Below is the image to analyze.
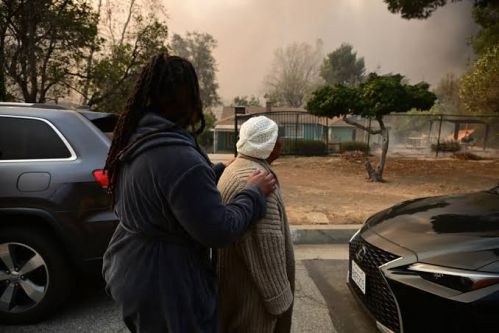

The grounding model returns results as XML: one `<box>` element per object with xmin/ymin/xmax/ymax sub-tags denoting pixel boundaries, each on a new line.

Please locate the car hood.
<box><xmin>366</xmin><ymin>190</ymin><xmax>499</xmax><ymax>270</ymax></box>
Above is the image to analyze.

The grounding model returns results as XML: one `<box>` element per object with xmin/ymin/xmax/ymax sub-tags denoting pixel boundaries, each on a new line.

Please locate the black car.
<box><xmin>0</xmin><ymin>103</ymin><xmax>118</xmax><ymax>324</ymax></box>
<box><xmin>348</xmin><ymin>187</ymin><xmax>499</xmax><ymax>333</ymax></box>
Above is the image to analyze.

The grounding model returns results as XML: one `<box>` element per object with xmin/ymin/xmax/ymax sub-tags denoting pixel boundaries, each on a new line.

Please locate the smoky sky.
<box><xmin>167</xmin><ymin>0</ymin><xmax>477</xmax><ymax>104</ymax></box>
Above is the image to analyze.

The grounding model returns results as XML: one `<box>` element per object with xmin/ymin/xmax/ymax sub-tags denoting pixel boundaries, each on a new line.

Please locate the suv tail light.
<box><xmin>92</xmin><ymin>169</ymin><xmax>109</xmax><ymax>189</ymax></box>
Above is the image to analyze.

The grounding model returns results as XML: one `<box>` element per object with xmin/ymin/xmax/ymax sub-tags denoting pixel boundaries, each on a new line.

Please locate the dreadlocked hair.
<box><xmin>104</xmin><ymin>53</ymin><xmax>205</xmax><ymax>196</ymax></box>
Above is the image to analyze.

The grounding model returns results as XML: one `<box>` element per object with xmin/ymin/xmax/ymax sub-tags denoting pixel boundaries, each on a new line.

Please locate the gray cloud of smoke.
<box><xmin>167</xmin><ymin>0</ymin><xmax>476</xmax><ymax>104</ymax></box>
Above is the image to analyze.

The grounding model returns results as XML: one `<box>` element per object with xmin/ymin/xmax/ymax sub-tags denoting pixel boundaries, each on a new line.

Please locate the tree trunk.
<box><xmin>27</xmin><ymin>2</ymin><xmax>38</xmax><ymax>102</ymax></box>
<box><xmin>81</xmin><ymin>0</ymin><xmax>102</xmax><ymax>105</ymax></box>
<box><xmin>341</xmin><ymin>115</ymin><xmax>389</xmax><ymax>182</ymax></box>
<box><xmin>365</xmin><ymin>118</ymin><xmax>389</xmax><ymax>182</ymax></box>
<box><xmin>0</xmin><ymin>35</ymin><xmax>6</xmax><ymax>101</ymax></box>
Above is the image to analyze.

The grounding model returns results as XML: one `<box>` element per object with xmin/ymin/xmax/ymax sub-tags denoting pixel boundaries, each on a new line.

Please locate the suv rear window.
<box><xmin>0</xmin><ymin>117</ymin><xmax>72</xmax><ymax>160</ymax></box>
<box><xmin>77</xmin><ymin>111</ymin><xmax>117</xmax><ymax>139</ymax></box>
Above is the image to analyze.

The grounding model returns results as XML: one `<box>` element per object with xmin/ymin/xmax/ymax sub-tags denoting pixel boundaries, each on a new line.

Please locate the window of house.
<box><xmin>0</xmin><ymin>116</ymin><xmax>72</xmax><ymax>160</ymax></box>
<box><xmin>279</xmin><ymin>124</ymin><xmax>304</xmax><ymax>138</ymax></box>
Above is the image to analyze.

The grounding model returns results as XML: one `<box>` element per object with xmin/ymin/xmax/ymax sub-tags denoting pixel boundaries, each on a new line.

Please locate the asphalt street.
<box><xmin>0</xmin><ymin>245</ymin><xmax>377</xmax><ymax>333</ymax></box>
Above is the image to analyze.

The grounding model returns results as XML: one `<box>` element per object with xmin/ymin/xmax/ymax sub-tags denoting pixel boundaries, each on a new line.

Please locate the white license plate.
<box><xmin>351</xmin><ymin>260</ymin><xmax>366</xmax><ymax>294</ymax></box>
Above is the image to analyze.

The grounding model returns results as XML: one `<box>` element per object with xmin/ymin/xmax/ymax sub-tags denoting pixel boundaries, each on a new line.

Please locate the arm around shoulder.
<box><xmin>168</xmin><ymin>163</ymin><xmax>267</xmax><ymax>248</ymax></box>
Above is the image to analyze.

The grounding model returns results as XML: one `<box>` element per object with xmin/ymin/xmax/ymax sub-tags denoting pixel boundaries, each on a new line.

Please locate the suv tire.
<box><xmin>0</xmin><ymin>226</ymin><xmax>71</xmax><ymax>324</ymax></box>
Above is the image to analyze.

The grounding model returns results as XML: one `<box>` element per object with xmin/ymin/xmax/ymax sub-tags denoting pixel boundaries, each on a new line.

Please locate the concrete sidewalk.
<box><xmin>291</xmin><ymin>224</ymin><xmax>361</xmax><ymax>245</ymax></box>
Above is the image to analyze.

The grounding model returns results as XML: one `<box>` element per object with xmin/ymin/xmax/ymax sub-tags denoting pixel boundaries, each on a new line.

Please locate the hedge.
<box><xmin>339</xmin><ymin>141</ymin><xmax>370</xmax><ymax>153</ymax></box>
<box><xmin>280</xmin><ymin>138</ymin><xmax>327</xmax><ymax>156</ymax></box>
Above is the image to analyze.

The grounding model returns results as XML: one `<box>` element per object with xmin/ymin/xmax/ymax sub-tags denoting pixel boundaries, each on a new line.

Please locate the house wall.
<box><xmin>329</xmin><ymin>127</ymin><xmax>355</xmax><ymax>142</ymax></box>
<box><xmin>215</xmin><ymin>131</ymin><xmax>236</xmax><ymax>152</ymax></box>
<box><xmin>304</xmin><ymin>124</ymin><xmax>326</xmax><ymax>140</ymax></box>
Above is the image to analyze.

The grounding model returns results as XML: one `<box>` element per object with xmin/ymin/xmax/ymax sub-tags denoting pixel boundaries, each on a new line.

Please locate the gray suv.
<box><xmin>0</xmin><ymin>103</ymin><xmax>118</xmax><ymax>324</ymax></box>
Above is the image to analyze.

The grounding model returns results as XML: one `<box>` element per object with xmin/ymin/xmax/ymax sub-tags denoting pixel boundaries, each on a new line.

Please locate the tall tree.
<box><xmin>170</xmin><ymin>32</ymin><xmax>221</xmax><ymax>109</ymax></box>
<box><xmin>232</xmin><ymin>95</ymin><xmax>262</xmax><ymax>107</ymax></box>
<box><xmin>383</xmin><ymin>0</ymin><xmax>491</xmax><ymax>19</ymax></box>
<box><xmin>264</xmin><ymin>40</ymin><xmax>323</xmax><ymax>107</ymax></box>
<box><xmin>0</xmin><ymin>1</ymin><xmax>15</xmax><ymax>101</ymax></box>
<box><xmin>471</xmin><ymin>2</ymin><xmax>499</xmax><ymax>55</ymax></box>
<box><xmin>432</xmin><ymin>73</ymin><xmax>464</xmax><ymax>114</ymax></box>
<box><xmin>460</xmin><ymin>43</ymin><xmax>499</xmax><ymax>114</ymax></box>
<box><xmin>307</xmin><ymin>73</ymin><xmax>436</xmax><ymax>181</ymax></box>
<box><xmin>320</xmin><ymin>43</ymin><xmax>365</xmax><ymax>86</ymax></box>
<box><xmin>1</xmin><ymin>0</ymin><xmax>98</xmax><ymax>103</ymax></box>
<box><xmin>86</xmin><ymin>16</ymin><xmax>168</xmax><ymax>113</ymax></box>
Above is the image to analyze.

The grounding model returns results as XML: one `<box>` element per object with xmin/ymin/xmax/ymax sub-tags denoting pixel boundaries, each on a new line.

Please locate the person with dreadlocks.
<box><xmin>102</xmin><ymin>53</ymin><xmax>275</xmax><ymax>333</ymax></box>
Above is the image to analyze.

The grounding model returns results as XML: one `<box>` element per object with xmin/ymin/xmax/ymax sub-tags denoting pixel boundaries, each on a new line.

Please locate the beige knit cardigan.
<box><xmin>217</xmin><ymin>156</ymin><xmax>295</xmax><ymax>333</ymax></box>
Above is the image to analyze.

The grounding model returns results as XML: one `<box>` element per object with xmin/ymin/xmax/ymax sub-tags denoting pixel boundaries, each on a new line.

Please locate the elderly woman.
<box><xmin>217</xmin><ymin>116</ymin><xmax>295</xmax><ymax>333</ymax></box>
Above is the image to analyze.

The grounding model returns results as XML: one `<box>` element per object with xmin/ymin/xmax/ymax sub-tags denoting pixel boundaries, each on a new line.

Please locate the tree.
<box><xmin>264</xmin><ymin>40</ymin><xmax>323</xmax><ymax>107</ymax></box>
<box><xmin>384</xmin><ymin>0</ymin><xmax>498</xmax><ymax>55</ymax></box>
<box><xmin>460</xmin><ymin>43</ymin><xmax>499</xmax><ymax>114</ymax></box>
<box><xmin>307</xmin><ymin>73</ymin><xmax>436</xmax><ymax>181</ymax></box>
<box><xmin>320</xmin><ymin>43</ymin><xmax>365</xmax><ymax>86</ymax></box>
<box><xmin>232</xmin><ymin>95</ymin><xmax>262</xmax><ymax>107</ymax></box>
<box><xmin>197</xmin><ymin>111</ymin><xmax>216</xmax><ymax>150</ymax></box>
<box><xmin>383</xmin><ymin>0</ymin><xmax>491</xmax><ymax>19</ymax></box>
<box><xmin>0</xmin><ymin>1</ymin><xmax>16</xmax><ymax>101</ymax></box>
<box><xmin>170</xmin><ymin>32</ymin><xmax>221</xmax><ymax>109</ymax></box>
<box><xmin>1</xmin><ymin>0</ymin><xmax>98</xmax><ymax>103</ymax></box>
<box><xmin>79</xmin><ymin>0</ymin><xmax>168</xmax><ymax>113</ymax></box>
<box><xmin>432</xmin><ymin>73</ymin><xmax>464</xmax><ymax>114</ymax></box>
<box><xmin>86</xmin><ymin>16</ymin><xmax>168</xmax><ymax>113</ymax></box>
<box><xmin>471</xmin><ymin>2</ymin><xmax>499</xmax><ymax>55</ymax></box>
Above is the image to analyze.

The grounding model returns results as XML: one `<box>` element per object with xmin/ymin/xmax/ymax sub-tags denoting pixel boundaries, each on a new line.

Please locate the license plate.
<box><xmin>351</xmin><ymin>260</ymin><xmax>366</xmax><ymax>294</ymax></box>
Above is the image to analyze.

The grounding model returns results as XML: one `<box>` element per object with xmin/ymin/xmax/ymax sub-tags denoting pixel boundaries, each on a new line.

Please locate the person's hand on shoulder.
<box><xmin>247</xmin><ymin>170</ymin><xmax>275</xmax><ymax>196</ymax></box>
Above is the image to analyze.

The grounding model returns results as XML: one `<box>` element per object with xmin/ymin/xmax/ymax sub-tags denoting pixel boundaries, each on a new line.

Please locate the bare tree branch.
<box><xmin>119</xmin><ymin>0</ymin><xmax>136</xmax><ymax>46</ymax></box>
<box><xmin>59</xmin><ymin>79</ymin><xmax>86</xmax><ymax>97</ymax></box>
<box><xmin>81</xmin><ymin>0</ymin><xmax>103</xmax><ymax>104</ymax></box>
<box><xmin>105</xmin><ymin>0</ymin><xmax>116</xmax><ymax>45</ymax></box>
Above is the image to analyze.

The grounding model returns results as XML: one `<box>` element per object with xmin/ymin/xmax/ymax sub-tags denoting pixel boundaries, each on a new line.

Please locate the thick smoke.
<box><xmin>167</xmin><ymin>0</ymin><xmax>477</xmax><ymax>103</ymax></box>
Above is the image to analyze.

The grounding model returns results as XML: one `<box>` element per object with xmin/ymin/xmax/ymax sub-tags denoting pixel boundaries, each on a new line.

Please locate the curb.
<box><xmin>290</xmin><ymin>225</ymin><xmax>361</xmax><ymax>245</ymax></box>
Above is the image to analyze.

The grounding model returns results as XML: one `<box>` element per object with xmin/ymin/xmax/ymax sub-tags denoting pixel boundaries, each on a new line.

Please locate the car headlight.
<box><xmin>408</xmin><ymin>263</ymin><xmax>499</xmax><ymax>292</ymax></box>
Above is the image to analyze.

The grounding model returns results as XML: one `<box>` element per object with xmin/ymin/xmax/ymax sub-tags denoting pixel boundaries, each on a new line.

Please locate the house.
<box><xmin>213</xmin><ymin>103</ymin><xmax>356</xmax><ymax>153</ymax></box>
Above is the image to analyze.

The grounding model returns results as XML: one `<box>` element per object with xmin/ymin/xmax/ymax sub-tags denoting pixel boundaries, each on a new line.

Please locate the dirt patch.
<box><xmin>273</xmin><ymin>156</ymin><xmax>499</xmax><ymax>225</ymax></box>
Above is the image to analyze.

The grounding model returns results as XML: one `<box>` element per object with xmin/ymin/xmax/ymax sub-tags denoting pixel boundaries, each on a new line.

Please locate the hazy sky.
<box><xmin>165</xmin><ymin>0</ymin><xmax>476</xmax><ymax>104</ymax></box>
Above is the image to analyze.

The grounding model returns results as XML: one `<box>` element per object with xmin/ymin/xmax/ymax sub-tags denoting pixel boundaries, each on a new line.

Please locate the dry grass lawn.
<box><xmin>272</xmin><ymin>156</ymin><xmax>499</xmax><ymax>225</ymax></box>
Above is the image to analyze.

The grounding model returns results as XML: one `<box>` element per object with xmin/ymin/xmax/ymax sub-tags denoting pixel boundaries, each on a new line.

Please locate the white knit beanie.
<box><xmin>237</xmin><ymin>116</ymin><xmax>278</xmax><ymax>160</ymax></box>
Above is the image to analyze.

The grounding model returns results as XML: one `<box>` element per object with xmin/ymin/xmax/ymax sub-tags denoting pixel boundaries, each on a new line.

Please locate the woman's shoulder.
<box><xmin>138</xmin><ymin>144</ymin><xmax>212</xmax><ymax>187</ymax></box>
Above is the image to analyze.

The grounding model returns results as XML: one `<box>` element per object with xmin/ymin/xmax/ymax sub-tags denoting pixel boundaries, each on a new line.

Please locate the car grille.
<box><xmin>349</xmin><ymin>235</ymin><xmax>401</xmax><ymax>333</ymax></box>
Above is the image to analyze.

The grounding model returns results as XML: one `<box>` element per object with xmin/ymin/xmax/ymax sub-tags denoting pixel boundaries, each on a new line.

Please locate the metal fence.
<box><xmin>213</xmin><ymin>110</ymin><xmax>499</xmax><ymax>157</ymax></box>
<box><xmin>358</xmin><ymin>114</ymin><xmax>499</xmax><ymax>158</ymax></box>
<box><xmin>234</xmin><ymin>111</ymin><xmax>330</xmax><ymax>156</ymax></box>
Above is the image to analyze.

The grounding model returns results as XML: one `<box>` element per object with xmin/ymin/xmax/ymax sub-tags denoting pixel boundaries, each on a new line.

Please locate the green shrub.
<box><xmin>431</xmin><ymin>140</ymin><xmax>461</xmax><ymax>152</ymax></box>
<box><xmin>281</xmin><ymin>138</ymin><xmax>327</xmax><ymax>156</ymax></box>
<box><xmin>339</xmin><ymin>141</ymin><xmax>370</xmax><ymax>153</ymax></box>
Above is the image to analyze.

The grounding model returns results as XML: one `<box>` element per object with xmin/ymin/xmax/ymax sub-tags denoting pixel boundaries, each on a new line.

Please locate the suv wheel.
<box><xmin>0</xmin><ymin>227</ymin><xmax>71</xmax><ymax>324</ymax></box>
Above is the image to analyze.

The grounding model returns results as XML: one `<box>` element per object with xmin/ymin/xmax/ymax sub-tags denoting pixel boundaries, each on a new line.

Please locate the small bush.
<box><xmin>431</xmin><ymin>140</ymin><xmax>461</xmax><ymax>152</ymax></box>
<box><xmin>339</xmin><ymin>141</ymin><xmax>370</xmax><ymax>153</ymax></box>
<box><xmin>281</xmin><ymin>138</ymin><xmax>327</xmax><ymax>156</ymax></box>
<box><xmin>453</xmin><ymin>152</ymin><xmax>482</xmax><ymax>160</ymax></box>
